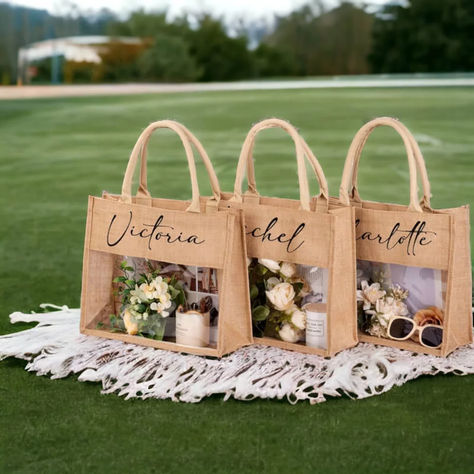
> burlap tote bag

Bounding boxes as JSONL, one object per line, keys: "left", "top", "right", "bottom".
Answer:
{"left": 337, "top": 117, "right": 472, "bottom": 356}
{"left": 80, "top": 120, "right": 252, "bottom": 357}
{"left": 222, "top": 118, "right": 358, "bottom": 357}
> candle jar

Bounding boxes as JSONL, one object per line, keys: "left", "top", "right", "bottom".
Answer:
{"left": 303, "top": 302, "right": 327, "bottom": 350}
{"left": 175, "top": 306, "right": 210, "bottom": 347}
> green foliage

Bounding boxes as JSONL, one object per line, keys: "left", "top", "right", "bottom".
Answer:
{"left": 252, "top": 305, "right": 270, "bottom": 321}
{"left": 370, "top": 0, "right": 474, "bottom": 73}
{"left": 187, "top": 15, "right": 254, "bottom": 81}
{"left": 108, "top": 10, "right": 191, "bottom": 38}
{"left": 253, "top": 43, "right": 298, "bottom": 78}
{"left": 137, "top": 34, "right": 200, "bottom": 82}
{"left": 263, "top": 3, "right": 373, "bottom": 76}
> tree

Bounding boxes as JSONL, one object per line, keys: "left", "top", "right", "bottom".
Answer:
{"left": 262, "top": 2, "right": 373, "bottom": 76}
{"left": 137, "top": 34, "right": 200, "bottom": 82}
{"left": 186, "top": 15, "right": 254, "bottom": 81}
{"left": 252, "top": 43, "right": 298, "bottom": 77}
{"left": 108, "top": 10, "right": 191, "bottom": 39}
{"left": 370, "top": 0, "right": 474, "bottom": 73}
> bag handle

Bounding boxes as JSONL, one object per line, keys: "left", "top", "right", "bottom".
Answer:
{"left": 339, "top": 117, "right": 432, "bottom": 212}
{"left": 345, "top": 117, "right": 432, "bottom": 209}
{"left": 232, "top": 118, "right": 329, "bottom": 212}
{"left": 136, "top": 122, "right": 222, "bottom": 205}
{"left": 121, "top": 120, "right": 221, "bottom": 213}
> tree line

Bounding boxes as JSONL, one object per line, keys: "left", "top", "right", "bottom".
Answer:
{"left": 0, "top": 0, "right": 473, "bottom": 84}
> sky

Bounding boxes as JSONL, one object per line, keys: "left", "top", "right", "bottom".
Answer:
{"left": 6, "top": 0, "right": 392, "bottom": 20}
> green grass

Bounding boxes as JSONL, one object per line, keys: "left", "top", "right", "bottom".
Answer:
{"left": 0, "top": 88, "right": 473, "bottom": 473}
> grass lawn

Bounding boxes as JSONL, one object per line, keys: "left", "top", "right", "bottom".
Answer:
{"left": 0, "top": 87, "right": 473, "bottom": 473}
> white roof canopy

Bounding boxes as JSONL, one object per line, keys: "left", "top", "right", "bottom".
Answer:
{"left": 18, "top": 36, "right": 143, "bottom": 65}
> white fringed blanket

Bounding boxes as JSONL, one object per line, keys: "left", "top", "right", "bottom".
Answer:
{"left": 1, "top": 305, "right": 473, "bottom": 404}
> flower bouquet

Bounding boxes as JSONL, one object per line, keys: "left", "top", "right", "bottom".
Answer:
{"left": 110, "top": 260, "right": 186, "bottom": 340}
{"left": 248, "top": 258, "right": 308, "bottom": 343}
{"left": 356, "top": 262, "right": 444, "bottom": 347}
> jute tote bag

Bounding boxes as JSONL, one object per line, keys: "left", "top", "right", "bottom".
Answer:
{"left": 80, "top": 120, "right": 253, "bottom": 357}
{"left": 337, "top": 117, "right": 472, "bottom": 356}
{"left": 221, "top": 118, "right": 358, "bottom": 357}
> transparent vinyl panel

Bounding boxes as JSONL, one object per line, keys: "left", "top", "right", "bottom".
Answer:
{"left": 248, "top": 258, "right": 329, "bottom": 349}
{"left": 107, "top": 256, "right": 219, "bottom": 348}
{"left": 357, "top": 260, "right": 446, "bottom": 349}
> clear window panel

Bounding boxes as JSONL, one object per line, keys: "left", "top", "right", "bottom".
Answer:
{"left": 107, "top": 256, "right": 219, "bottom": 348}
{"left": 357, "top": 260, "right": 446, "bottom": 349}
{"left": 248, "top": 258, "right": 329, "bottom": 349}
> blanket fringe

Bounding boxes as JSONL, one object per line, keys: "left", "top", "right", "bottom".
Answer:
{"left": 1, "top": 307, "right": 473, "bottom": 404}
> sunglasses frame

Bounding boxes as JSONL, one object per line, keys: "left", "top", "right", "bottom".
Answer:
{"left": 387, "top": 316, "right": 443, "bottom": 349}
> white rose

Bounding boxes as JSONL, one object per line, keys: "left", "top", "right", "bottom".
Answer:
{"left": 258, "top": 259, "right": 280, "bottom": 273}
{"left": 266, "top": 282, "right": 295, "bottom": 311}
{"left": 266, "top": 277, "right": 281, "bottom": 290}
{"left": 123, "top": 309, "right": 138, "bottom": 335}
{"left": 279, "top": 323, "right": 301, "bottom": 343}
{"left": 287, "top": 305, "right": 306, "bottom": 330}
{"left": 280, "top": 262, "right": 296, "bottom": 279}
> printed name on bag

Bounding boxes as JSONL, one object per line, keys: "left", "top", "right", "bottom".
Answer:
{"left": 107, "top": 211, "right": 205, "bottom": 250}
{"left": 247, "top": 217, "right": 305, "bottom": 253}
{"left": 355, "top": 219, "right": 436, "bottom": 256}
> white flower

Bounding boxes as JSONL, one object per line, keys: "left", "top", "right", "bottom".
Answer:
{"left": 139, "top": 282, "right": 155, "bottom": 300}
{"left": 154, "top": 277, "right": 168, "bottom": 294}
{"left": 389, "top": 284, "right": 409, "bottom": 301}
{"left": 367, "top": 319, "right": 388, "bottom": 338}
{"left": 279, "top": 323, "right": 301, "bottom": 343}
{"left": 150, "top": 300, "right": 172, "bottom": 316}
{"left": 375, "top": 296, "right": 408, "bottom": 321}
{"left": 246, "top": 257, "right": 252, "bottom": 267}
{"left": 266, "top": 282, "right": 295, "bottom": 311}
{"left": 266, "top": 277, "right": 281, "bottom": 290}
{"left": 123, "top": 308, "right": 138, "bottom": 335}
{"left": 258, "top": 258, "right": 280, "bottom": 273}
{"left": 357, "top": 281, "right": 386, "bottom": 310}
{"left": 280, "top": 262, "right": 296, "bottom": 279}
{"left": 143, "top": 312, "right": 148, "bottom": 320}
{"left": 159, "top": 293, "right": 171, "bottom": 305}
{"left": 130, "top": 285, "right": 147, "bottom": 303}
{"left": 287, "top": 305, "right": 306, "bottom": 330}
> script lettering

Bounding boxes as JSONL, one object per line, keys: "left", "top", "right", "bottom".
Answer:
{"left": 355, "top": 219, "right": 436, "bottom": 256}
{"left": 106, "top": 211, "right": 205, "bottom": 249}
{"left": 247, "top": 217, "right": 305, "bottom": 253}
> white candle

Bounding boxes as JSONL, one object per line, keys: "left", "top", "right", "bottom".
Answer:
{"left": 303, "top": 302, "right": 327, "bottom": 349}
{"left": 175, "top": 307, "right": 210, "bottom": 347}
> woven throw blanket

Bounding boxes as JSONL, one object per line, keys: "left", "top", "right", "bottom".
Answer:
{"left": 1, "top": 305, "right": 473, "bottom": 404}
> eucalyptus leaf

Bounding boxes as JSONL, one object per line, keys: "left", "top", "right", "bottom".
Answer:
{"left": 113, "top": 276, "right": 127, "bottom": 283}
{"left": 252, "top": 305, "right": 270, "bottom": 321}
{"left": 257, "top": 264, "right": 268, "bottom": 276}
{"left": 250, "top": 284, "right": 259, "bottom": 300}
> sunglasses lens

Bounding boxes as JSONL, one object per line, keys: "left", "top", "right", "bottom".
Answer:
{"left": 421, "top": 326, "right": 443, "bottom": 348}
{"left": 389, "top": 318, "right": 414, "bottom": 339}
